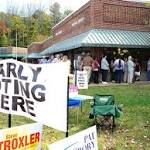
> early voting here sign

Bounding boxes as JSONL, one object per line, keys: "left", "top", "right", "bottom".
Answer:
{"left": 49, "top": 126, "right": 98, "bottom": 150}
{"left": 0, "top": 123, "right": 42, "bottom": 150}
{"left": 0, "top": 59, "right": 68, "bottom": 132}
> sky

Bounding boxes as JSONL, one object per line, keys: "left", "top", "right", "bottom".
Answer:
{"left": 0, "top": 0, "right": 149, "bottom": 15}
{"left": 0, "top": 0, "right": 89, "bottom": 14}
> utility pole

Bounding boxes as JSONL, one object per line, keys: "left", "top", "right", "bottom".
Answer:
{"left": 15, "top": 28, "right": 17, "bottom": 60}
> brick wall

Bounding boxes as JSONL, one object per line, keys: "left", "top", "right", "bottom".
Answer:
{"left": 42, "top": 37, "right": 54, "bottom": 50}
{"left": 28, "top": 37, "right": 53, "bottom": 53}
{"left": 91, "top": 0, "right": 150, "bottom": 31}
{"left": 52, "top": 2, "right": 91, "bottom": 43}
{"left": 28, "top": 42, "right": 43, "bottom": 53}
{"left": 53, "top": 0, "right": 150, "bottom": 43}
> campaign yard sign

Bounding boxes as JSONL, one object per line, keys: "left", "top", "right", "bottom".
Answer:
{"left": 0, "top": 59, "right": 68, "bottom": 132}
{"left": 48, "top": 126, "right": 98, "bottom": 150}
{"left": 0, "top": 123, "right": 42, "bottom": 150}
{"left": 77, "top": 71, "right": 88, "bottom": 89}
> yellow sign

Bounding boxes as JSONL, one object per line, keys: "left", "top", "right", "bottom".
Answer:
{"left": 0, "top": 123, "right": 42, "bottom": 150}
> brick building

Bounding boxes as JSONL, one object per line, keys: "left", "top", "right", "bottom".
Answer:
{"left": 29, "top": 0, "right": 150, "bottom": 69}
{"left": 0, "top": 47, "right": 27, "bottom": 59}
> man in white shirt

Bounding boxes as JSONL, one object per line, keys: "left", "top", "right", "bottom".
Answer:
{"left": 101, "top": 55, "right": 109, "bottom": 84}
{"left": 113, "top": 57, "right": 124, "bottom": 83}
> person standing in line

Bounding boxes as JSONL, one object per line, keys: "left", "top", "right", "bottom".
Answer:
{"left": 134, "top": 59, "right": 141, "bottom": 82}
{"left": 127, "top": 56, "right": 135, "bottom": 83}
{"left": 38, "top": 56, "right": 48, "bottom": 64}
{"left": 48, "top": 54, "right": 54, "bottom": 63}
{"left": 82, "top": 52, "right": 93, "bottom": 84}
{"left": 110, "top": 59, "right": 115, "bottom": 82}
{"left": 52, "top": 54, "right": 61, "bottom": 63}
{"left": 147, "top": 57, "right": 150, "bottom": 81}
{"left": 123, "top": 58, "right": 128, "bottom": 83}
{"left": 62, "top": 55, "right": 71, "bottom": 75}
{"left": 92, "top": 56, "right": 100, "bottom": 83}
{"left": 113, "top": 57, "right": 124, "bottom": 83}
{"left": 101, "top": 55, "right": 109, "bottom": 84}
{"left": 74, "top": 55, "right": 83, "bottom": 71}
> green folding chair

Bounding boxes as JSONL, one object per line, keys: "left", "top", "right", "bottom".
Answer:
{"left": 89, "top": 94, "right": 122, "bottom": 132}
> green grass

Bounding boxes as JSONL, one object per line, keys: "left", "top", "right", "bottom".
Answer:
{"left": 0, "top": 83, "right": 150, "bottom": 150}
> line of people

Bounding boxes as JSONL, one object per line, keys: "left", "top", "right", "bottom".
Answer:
{"left": 101, "top": 55, "right": 141, "bottom": 84}
{"left": 38, "top": 54, "right": 71, "bottom": 75}
{"left": 97, "top": 55, "right": 142, "bottom": 84}
{"left": 38, "top": 52, "right": 150, "bottom": 84}
{"left": 75, "top": 53, "right": 144, "bottom": 84}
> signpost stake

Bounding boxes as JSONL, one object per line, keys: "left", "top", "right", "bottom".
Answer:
{"left": 8, "top": 114, "right": 11, "bottom": 128}
{"left": 66, "top": 76, "right": 69, "bottom": 137}
{"left": 75, "top": 70, "right": 77, "bottom": 86}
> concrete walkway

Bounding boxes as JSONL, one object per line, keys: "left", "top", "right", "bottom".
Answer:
{"left": 89, "top": 81, "right": 150, "bottom": 87}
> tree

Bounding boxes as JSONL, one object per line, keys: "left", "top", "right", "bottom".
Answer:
{"left": 32, "top": 10, "right": 52, "bottom": 35}
{"left": 49, "top": 2, "right": 62, "bottom": 26}
{"left": 0, "top": 20, "right": 9, "bottom": 34}
{"left": 0, "top": 2, "right": 73, "bottom": 47}
{"left": 0, "top": 33, "right": 9, "bottom": 46}
{"left": 62, "top": 9, "right": 73, "bottom": 19}
{"left": 6, "top": 0, "right": 19, "bottom": 15}
{"left": 23, "top": 16, "right": 38, "bottom": 45}
{"left": 8, "top": 15, "right": 25, "bottom": 47}
{"left": 0, "top": 20, "right": 10, "bottom": 46}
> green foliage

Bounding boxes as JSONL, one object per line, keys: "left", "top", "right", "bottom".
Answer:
{"left": 145, "top": 2, "right": 150, "bottom": 7}
{"left": 0, "top": 2, "right": 72, "bottom": 47}
{"left": 62, "top": 9, "right": 73, "bottom": 19}
{"left": 32, "top": 10, "right": 52, "bottom": 35}
{"left": 0, "top": 13, "right": 51, "bottom": 47}
{"left": 49, "top": 3, "right": 73, "bottom": 26}
{"left": 49, "top": 2, "right": 62, "bottom": 26}
{"left": 0, "top": 33, "right": 9, "bottom": 46}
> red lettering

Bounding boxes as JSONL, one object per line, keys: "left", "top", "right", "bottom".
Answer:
{"left": 30, "top": 134, "right": 35, "bottom": 144}
{"left": 24, "top": 136, "right": 30, "bottom": 146}
{"left": 18, "top": 136, "right": 24, "bottom": 148}
{"left": 0, "top": 141, "right": 4, "bottom": 149}
{"left": 12, "top": 138, "right": 18, "bottom": 149}
{"left": 4, "top": 140, "right": 10, "bottom": 150}
{"left": 35, "top": 132, "right": 40, "bottom": 142}
{"left": 0, "top": 132, "right": 40, "bottom": 149}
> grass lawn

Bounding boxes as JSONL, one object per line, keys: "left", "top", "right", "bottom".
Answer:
{"left": 0, "top": 83, "right": 150, "bottom": 149}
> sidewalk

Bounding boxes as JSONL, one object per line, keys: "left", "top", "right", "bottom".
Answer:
{"left": 89, "top": 81, "right": 150, "bottom": 87}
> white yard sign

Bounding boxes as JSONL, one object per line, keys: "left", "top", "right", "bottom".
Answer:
{"left": 49, "top": 126, "right": 98, "bottom": 150}
{"left": 76, "top": 71, "right": 88, "bottom": 89}
{"left": 0, "top": 59, "right": 68, "bottom": 132}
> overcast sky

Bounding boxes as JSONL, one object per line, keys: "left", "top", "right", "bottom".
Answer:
{"left": 0, "top": 0, "right": 89, "bottom": 14}
{"left": 0, "top": 0, "right": 149, "bottom": 14}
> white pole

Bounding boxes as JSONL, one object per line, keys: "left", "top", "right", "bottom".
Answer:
{"left": 15, "top": 29, "right": 17, "bottom": 60}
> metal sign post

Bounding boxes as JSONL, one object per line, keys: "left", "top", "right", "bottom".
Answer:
{"left": 66, "top": 76, "right": 69, "bottom": 137}
{"left": 8, "top": 114, "right": 11, "bottom": 128}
